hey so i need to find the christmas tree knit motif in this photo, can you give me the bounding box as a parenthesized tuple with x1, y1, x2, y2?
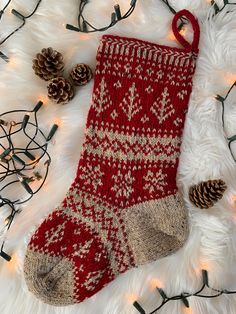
(24, 10, 200, 306)
(92, 77, 112, 115)
(151, 87, 175, 124)
(120, 82, 141, 121)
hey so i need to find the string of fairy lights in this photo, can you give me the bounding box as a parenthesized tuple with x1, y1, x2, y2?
(133, 270, 236, 314)
(211, 0, 236, 15)
(0, 101, 58, 261)
(0, 0, 236, 313)
(66, 0, 138, 33)
(65, 0, 188, 33)
(65, 0, 234, 35)
(161, 0, 236, 17)
(0, 0, 234, 60)
(0, 0, 42, 62)
(217, 81, 236, 162)
(0, 0, 229, 55)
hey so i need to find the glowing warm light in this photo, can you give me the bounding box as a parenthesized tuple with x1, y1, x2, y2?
(168, 27, 186, 41)
(79, 33, 89, 41)
(126, 293, 139, 304)
(38, 94, 48, 105)
(7, 6, 13, 15)
(185, 307, 193, 314)
(4, 217, 10, 226)
(168, 31, 175, 41)
(7, 58, 17, 68)
(6, 254, 17, 272)
(231, 194, 236, 213)
(150, 278, 163, 290)
(32, 157, 40, 168)
(180, 28, 187, 36)
(53, 118, 62, 127)
(224, 73, 236, 86)
(200, 261, 210, 271)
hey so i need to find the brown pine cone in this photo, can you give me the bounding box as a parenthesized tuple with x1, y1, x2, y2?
(32, 47, 64, 81)
(189, 179, 227, 209)
(70, 63, 93, 86)
(47, 77, 74, 105)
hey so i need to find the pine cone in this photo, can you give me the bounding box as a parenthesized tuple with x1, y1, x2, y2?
(70, 63, 93, 86)
(32, 47, 64, 81)
(47, 77, 74, 105)
(189, 179, 227, 209)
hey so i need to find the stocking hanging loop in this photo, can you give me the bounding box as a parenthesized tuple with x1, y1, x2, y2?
(172, 9, 200, 52)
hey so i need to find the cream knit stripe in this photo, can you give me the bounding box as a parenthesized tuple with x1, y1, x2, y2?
(82, 126, 181, 163)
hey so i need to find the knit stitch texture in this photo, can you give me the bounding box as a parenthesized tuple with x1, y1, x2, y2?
(24, 9, 200, 306)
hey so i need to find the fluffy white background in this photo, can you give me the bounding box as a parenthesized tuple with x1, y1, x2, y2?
(0, 0, 236, 313)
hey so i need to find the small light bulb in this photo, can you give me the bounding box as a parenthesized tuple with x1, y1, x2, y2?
(168, 31, 176, 41)
(17, 174, 33, 194)
(12, 154, 25, 166)
(231, 195, 236, 204)
(133, 301, 145, 314)
(0, 51, 9, 63)
(37, 94, 48, 105)
(126, 293, 139, 304)
(33, 100, 43, 112)
(180, 27, 186, 36)
(79, 33, 89, 41)
(54, 118, 62, 127)
(66, 24, 80, 32)
(114, 4, 122, 20)
(7, 6, 13, 15)
(7, 58, 17, 68)
(24, 151, 36, 161)
(46, 124, 58, 141)
(11, 9, 25, 21)
(0, 119, 8, 126)
(168, 27, 186, 41)
(150, 278, 162, 289)
(5, 216, 10, 226)
(22, 114, 30, 129)
(0, 148, 11, 160)
(6, 254, 17, 269)
(200, 261, 210, 271)
(224, 73, 236, 86)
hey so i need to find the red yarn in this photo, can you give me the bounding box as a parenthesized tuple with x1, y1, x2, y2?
(24, 9, 200, 305)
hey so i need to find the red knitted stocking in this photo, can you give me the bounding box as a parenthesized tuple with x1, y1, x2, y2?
(24, 10, 200, 306)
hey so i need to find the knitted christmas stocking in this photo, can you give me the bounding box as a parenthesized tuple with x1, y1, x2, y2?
(24, 10, 200, 306)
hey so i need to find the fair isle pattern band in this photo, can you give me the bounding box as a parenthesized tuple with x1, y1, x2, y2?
(96, 35, 197, 86)
(83, 126, 181, 163)
(61, 190, 135, 274)
(99, 35, 197, 63)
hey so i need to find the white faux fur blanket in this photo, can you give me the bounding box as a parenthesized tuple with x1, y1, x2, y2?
(0, 0, 236, 313)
